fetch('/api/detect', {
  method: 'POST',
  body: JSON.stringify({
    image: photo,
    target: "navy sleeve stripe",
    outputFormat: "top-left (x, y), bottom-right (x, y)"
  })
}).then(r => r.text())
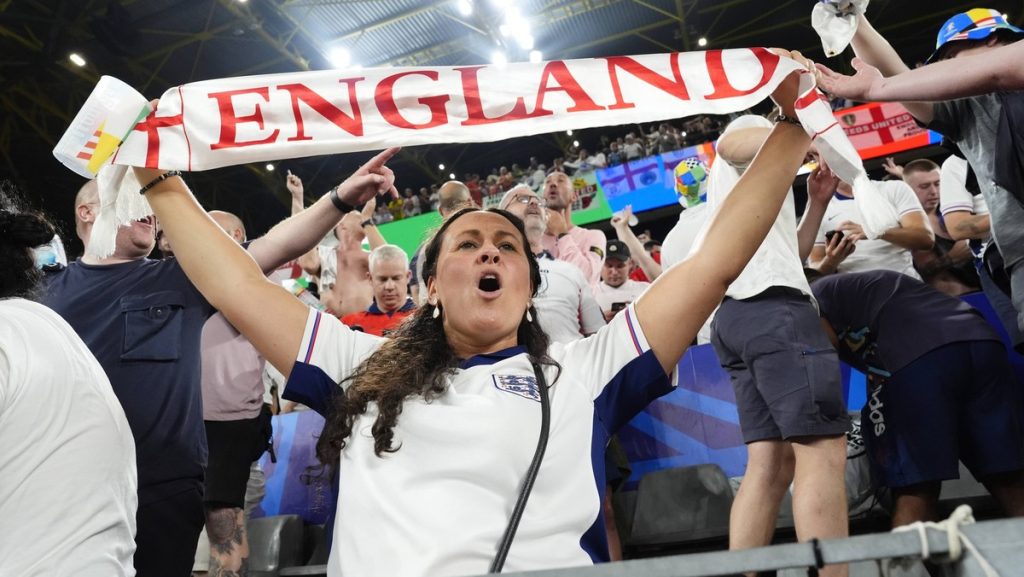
top-left (303, 311), bottom-right (322, 364)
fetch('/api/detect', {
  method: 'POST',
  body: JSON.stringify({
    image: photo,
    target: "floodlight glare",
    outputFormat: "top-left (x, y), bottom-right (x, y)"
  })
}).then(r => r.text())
top-left (328, 47), bottom-right (351, 69)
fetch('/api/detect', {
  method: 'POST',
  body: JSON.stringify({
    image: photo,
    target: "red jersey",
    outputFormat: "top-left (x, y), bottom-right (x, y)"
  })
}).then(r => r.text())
top-left (629, 250), bottom-right (661, 283)
top-left (340, 298), bottom-right (416, 337)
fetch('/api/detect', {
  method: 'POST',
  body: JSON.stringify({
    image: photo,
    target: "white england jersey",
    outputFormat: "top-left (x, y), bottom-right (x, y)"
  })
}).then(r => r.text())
top-left (940, 155), bottom-right (989, 223)
top-left (283, 305), bottom-right (673, 577)
top-left (815, 180), bottom-right (925, 280)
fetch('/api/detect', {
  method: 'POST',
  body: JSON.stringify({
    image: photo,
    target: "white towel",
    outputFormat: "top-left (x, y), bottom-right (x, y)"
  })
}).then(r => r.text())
top-left (812, 0), bottom-right (870, 57)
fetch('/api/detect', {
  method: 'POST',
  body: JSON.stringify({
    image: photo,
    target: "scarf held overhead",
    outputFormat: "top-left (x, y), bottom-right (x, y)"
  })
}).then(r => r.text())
top-left (54, 48), bottom-right (896, 256)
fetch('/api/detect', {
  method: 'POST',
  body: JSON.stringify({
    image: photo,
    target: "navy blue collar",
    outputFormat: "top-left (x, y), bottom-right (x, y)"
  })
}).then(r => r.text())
top-left (834, 190), bottom-right (854, 201)
top-left (366, 297), bottom-right (416, 316)
top-left (458, 345), bottom-right (528, 370)
top-left (536, 250), bottom-right (554, 260)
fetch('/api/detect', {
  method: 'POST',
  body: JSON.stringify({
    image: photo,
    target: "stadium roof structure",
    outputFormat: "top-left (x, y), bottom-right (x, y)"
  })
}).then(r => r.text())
top-left (1, 0), bottom-right (1017, 248)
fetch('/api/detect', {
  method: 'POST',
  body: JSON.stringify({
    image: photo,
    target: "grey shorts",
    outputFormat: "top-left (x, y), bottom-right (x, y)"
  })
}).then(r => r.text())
top-left (711, 288), bottom-right (850, 443)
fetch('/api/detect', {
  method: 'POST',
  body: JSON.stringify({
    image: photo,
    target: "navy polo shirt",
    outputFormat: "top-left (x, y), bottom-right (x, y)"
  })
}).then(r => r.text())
top-left (42, 258), bottom-right (215, 503)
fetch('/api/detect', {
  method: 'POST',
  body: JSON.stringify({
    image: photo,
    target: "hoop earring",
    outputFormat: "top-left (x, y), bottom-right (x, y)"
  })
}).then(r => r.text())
top-left (432, 303), bottom-right (441, 319)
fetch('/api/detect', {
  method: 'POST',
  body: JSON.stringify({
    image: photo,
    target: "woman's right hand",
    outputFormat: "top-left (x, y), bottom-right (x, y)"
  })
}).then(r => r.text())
top-left (335, 147), bottom-right (401, 206)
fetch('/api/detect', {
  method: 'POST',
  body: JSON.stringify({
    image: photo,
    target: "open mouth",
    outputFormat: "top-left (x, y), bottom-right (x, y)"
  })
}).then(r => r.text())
top-left (478, 274), bottom-right (501, 293)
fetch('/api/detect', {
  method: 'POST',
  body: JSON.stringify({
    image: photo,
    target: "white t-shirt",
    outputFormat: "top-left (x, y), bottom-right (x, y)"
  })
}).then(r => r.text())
top-left (940, 155), bottom-right (990, 255)
top-left (940, 155), bottom-right (990, 219)
top-left (623, 142), bottom-right (644, 159)
top-left (660, 203), bottom-right (712, 344)
top-left (594, 278), bottom-right (650, 313)
top-left (815, 180), bottom-right (925, 279)
top-left (0, 299), bottom-right (137, 577)
top-left (697, 115), bottom-right (812, 300)
top-left (661, 203), bottom-right (709, 270)
top-left (283, 307), bottom-right (673, 577)
top-left (535, 256), bottom-right (606, 344)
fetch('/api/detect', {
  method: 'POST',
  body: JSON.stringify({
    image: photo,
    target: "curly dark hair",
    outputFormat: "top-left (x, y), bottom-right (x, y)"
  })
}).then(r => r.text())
top-left (0, 183), bottom-right (57, 300)
top-left (315, 207), bottom-right (560, 465)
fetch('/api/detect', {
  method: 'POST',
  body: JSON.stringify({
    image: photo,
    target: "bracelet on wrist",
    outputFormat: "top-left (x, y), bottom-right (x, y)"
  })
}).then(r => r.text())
top-left (139, 170), bottom-right (183, 195)
top-left (329, 186), bottom-right (356, 213)
top-left (769, 107), bottom-right (802, 127)
top-left (360, 219), bottom-right (375, 228)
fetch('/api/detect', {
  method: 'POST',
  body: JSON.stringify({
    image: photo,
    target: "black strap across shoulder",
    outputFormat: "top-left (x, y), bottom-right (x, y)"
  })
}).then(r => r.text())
top-left (489, 360), bottom-right (551, 573)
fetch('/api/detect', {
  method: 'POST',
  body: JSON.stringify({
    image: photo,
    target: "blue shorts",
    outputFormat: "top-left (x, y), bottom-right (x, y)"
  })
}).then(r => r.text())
top-left (863, 340), bottom-right (1024, 488)
top-left (712, 288), bottom-right (850, 443)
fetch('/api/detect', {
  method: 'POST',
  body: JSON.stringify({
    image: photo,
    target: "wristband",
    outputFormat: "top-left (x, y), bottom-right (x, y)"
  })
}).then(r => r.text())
top-left (139, 170), bottom-right (183, 195)
top-left (329, 186), bottom-right (356, 213)
top-left (769, 107), bottom-right (802, 127)
top-left (360, 219), bottom-right (375, 228)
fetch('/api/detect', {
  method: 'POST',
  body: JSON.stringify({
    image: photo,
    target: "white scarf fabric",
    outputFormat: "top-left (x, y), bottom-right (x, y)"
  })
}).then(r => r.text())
top-left (53, 49), bottom-right (895, 257)
top-left (812, 0), bottom-right (871, 57)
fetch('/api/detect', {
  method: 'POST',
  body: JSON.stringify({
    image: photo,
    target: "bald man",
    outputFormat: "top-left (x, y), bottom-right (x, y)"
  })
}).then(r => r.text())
top-left (410, 180), bottom-right (475, 302)
top-left (43, 178), bottom-right (362, 577)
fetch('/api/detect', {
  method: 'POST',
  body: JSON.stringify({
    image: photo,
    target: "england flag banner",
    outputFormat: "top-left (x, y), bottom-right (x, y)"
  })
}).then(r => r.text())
top-left (54, 48), bottom-right (896, 256)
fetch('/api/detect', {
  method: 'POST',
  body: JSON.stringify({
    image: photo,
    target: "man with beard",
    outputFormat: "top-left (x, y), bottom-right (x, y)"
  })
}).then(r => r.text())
top-left (539, 171), bottom-right (607, 288)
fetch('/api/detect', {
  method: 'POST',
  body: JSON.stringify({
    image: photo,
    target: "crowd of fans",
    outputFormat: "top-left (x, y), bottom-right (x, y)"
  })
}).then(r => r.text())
top-left (370, 115), bottom-right (728, 223)
top-left (4, 7), bottom-right (1024, 577)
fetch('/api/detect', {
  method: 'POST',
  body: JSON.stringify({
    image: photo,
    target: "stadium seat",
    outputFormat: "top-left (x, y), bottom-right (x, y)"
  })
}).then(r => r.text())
top-left (248, 514), bottom-right (305, 577)
top-left (627, 464), bottom-right (734, 553)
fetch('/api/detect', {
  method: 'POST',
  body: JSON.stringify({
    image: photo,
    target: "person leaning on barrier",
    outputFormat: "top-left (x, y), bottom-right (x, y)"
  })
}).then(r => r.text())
top-left (810, 269), bottom-right (1024, 527)
top-left (134, 51), bottom-right (815, 577)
